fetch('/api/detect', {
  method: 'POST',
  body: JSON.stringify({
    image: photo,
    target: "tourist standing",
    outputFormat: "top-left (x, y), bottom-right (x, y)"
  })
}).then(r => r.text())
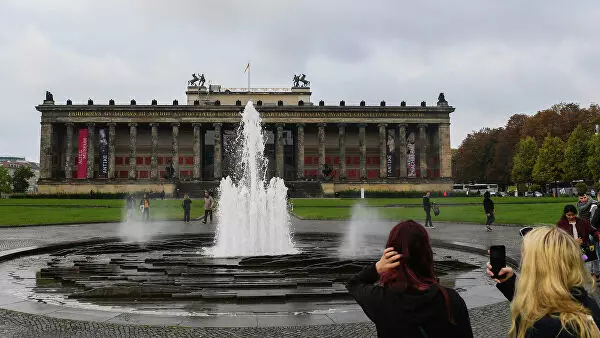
top-left (202, 191), bottom-right (214, 224)
top-left (141, 193), bottom-right (150, 222)
top-left (423, 191), bottom-right (434, 228)
top-left (557, 204), bottom-right (600, 281)
top-left (182, 193), bottom-right (192, 223)
top-left (487, 226), bottom-right (600, 337)
top-left (483, 191), bottom-right (495, 232)
top-left (578, 193), bottom-right (597, 222)
top-left (346, 220), bottom-right (473, 337)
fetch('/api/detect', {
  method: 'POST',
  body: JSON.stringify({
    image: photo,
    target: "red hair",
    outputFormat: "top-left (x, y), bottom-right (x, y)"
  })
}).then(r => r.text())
top-left (379, 220), bottom-right (454, 323)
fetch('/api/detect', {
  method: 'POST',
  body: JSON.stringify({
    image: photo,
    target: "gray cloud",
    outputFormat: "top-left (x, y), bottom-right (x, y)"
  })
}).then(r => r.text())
top-left (1, 0), bottom-right (599, 162)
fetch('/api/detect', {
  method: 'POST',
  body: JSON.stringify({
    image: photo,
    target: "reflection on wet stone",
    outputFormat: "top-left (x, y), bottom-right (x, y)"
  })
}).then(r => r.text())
top-left (25, 233), bottom-right (480, 314)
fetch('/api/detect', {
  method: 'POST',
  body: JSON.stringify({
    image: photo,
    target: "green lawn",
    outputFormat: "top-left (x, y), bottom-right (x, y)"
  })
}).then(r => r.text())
top-left (291, 198), bottom-right (573, 225)
top-left (289, 196), bottom-right (574, 207)
top-left (0, 199), bottom-right (206, 226)
top-left (0, 197), bottom-right (578, 226)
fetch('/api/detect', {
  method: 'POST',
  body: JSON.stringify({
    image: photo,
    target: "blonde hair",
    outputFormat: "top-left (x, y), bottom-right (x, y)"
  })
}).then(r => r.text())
top-left (510, 226), bottom-right (599, 338)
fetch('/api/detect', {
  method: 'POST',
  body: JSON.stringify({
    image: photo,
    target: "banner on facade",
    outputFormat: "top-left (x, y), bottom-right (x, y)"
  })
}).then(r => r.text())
top-left (407, 132), bottom-right (416, 177)
top-left (386, 129), bottom-right (396, 178)
top-left (98, 128), bottom-right (108, 178)
top-left (77, 128), bottom-right (88, 179)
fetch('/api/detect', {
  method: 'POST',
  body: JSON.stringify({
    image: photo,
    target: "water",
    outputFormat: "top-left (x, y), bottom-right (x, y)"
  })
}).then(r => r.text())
top-left (210, 102), bottom-right (296, 257)
top-left (338, 203), bottom-right (388, 257)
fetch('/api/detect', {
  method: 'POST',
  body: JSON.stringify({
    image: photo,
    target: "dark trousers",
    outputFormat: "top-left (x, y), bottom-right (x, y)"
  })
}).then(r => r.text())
top-left (143, 208), bottom-right (150, 222)
top-left (486, 213), bottom-right (495, 226)
top-left (424, 208), bottom-right (433, 227)
top-left (184, 209), bottom-right (190, 222)
top-left (203, 209), bottom-right (213, 223)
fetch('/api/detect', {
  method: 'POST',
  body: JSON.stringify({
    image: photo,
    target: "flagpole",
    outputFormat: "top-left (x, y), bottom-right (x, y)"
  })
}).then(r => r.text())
top-left (247, 63), bottom-right (251, 92)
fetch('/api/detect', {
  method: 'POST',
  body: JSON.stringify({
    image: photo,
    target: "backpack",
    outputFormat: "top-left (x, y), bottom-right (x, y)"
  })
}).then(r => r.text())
top-left (433, 204), bottom-right (440, 216)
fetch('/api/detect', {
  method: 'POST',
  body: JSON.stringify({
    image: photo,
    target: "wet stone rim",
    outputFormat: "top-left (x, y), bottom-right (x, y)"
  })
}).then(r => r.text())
top-left (0, 233), bottom-right (490, 327)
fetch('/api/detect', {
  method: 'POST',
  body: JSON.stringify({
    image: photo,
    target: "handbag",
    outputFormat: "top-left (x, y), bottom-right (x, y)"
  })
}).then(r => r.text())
top-left (583, 243), bottom-right (598, 262)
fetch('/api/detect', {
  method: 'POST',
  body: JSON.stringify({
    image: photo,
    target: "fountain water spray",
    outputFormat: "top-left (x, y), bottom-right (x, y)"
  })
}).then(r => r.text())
top-left (210, 102), bottom-right (296, 257)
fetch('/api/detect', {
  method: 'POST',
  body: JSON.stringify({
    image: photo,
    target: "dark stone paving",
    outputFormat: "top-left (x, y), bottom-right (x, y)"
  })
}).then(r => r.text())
top-left (0, 219), bottom-right (524, 337)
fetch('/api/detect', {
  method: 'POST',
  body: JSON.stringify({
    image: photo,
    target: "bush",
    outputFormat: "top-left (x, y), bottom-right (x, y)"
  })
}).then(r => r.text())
top-left (332, 190), bottom-right (466, 198)
top-left (575, 182), bottom-right (588, 196)
top-left (528, 184), bottom-right (541, 192)
top-left (10, 193), bottom-right (128, 199)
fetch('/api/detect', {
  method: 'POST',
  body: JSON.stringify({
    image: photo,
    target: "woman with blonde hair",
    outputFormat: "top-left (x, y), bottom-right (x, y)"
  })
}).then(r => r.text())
top-left (488, 226), bottom-right (600, 338)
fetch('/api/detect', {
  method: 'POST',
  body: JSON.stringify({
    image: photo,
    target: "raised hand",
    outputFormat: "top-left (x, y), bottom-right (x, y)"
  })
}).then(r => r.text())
top-left (376, 247), bottom-right (402, 274)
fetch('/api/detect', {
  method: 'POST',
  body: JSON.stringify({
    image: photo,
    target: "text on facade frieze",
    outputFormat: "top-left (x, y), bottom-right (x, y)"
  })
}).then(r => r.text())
top-left (67, 111), bottom-right (433, 119)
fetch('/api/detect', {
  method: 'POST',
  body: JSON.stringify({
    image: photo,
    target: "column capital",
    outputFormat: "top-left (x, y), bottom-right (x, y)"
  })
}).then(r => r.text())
top-left (65, 122), bottom-right (74, 127)
top-left (149, 122), bottom-right (159, 128)
top-left (358, 123), bottom-right (367, 128)
top-left (128, 122), bottom-right (138, 128)
top-left (377, 123), bottom-right (388, 128)
top-left (337, 123), bottom-right (347, 128)
top-left (276, 123), bottom-right (284, 129)
top-left (418, 123), bottom-right (428, 129)
top-left (171, 122), bottom-right (180, 128)
top-left (296, 123), bottom-right (305, 129)
top-left (87, 122), bottom-right (95, 127)
top-left (107, 122), bottom-right (116, 127)
top-left (192, 123), bottom-right (202, 128)
top-left (317, 123), bottom-right (327, 128)
top-left (213, 122), bottom-right (223, 128)
top-left (397, 123), bottom-right (408, 128)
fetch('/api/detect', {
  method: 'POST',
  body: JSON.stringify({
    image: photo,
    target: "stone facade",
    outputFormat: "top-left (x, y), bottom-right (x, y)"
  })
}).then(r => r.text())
top-left (35, 83), bottom-right (454, 193)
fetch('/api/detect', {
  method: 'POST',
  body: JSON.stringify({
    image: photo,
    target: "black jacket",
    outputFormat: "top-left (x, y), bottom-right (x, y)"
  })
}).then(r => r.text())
top-left (497, 274), bottom-right (600, 337)
top-left (483, 198), bottom-right (494, 214)
top-left (346, 264), bottom-right (473, 338)
top-left (182, 198), bottom-right (192, 211)
top-left (423, 196), bottom-right (431, 210)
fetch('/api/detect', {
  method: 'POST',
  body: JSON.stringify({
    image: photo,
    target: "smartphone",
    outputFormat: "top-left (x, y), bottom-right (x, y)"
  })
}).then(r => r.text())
top-left (519, 227), bottom-right (534, 237)
top-left (489, 245), bottom-right (506, 279)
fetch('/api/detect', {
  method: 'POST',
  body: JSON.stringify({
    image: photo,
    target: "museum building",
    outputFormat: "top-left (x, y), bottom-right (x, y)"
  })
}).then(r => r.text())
top-left (35, 77), bottom-right (454, 195)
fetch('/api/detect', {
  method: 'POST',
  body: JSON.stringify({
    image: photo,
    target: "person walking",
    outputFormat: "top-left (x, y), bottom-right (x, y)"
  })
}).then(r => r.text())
top-left (126, 194), bottom-right (136, 219)
top-left (487, 226), bottom-right (600, 338)
top-left (347, 220), bottom-right (473, 338)
top-left (483, 191), bottom-right (495, 231)
top-left (578, 193), bottom-right (600, 279)
top-left (422, 191), bottom-right (434, 228)
top-left (182, 193), bottom-right (192, 223)
top-left (140, 193), bottom-right (150, 222)
top-left (202, 191), bottom-right (214, 224)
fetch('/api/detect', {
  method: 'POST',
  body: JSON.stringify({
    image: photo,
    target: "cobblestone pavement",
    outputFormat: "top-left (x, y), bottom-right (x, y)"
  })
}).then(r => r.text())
top-left (0, 219), bottom-right (524, 337)
top-left (0, 304), bottom-right (512, 338)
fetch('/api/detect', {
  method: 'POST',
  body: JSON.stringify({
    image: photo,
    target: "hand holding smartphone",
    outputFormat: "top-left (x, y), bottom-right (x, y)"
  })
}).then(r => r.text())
top-left (489, 245), bottom-right (506, 279)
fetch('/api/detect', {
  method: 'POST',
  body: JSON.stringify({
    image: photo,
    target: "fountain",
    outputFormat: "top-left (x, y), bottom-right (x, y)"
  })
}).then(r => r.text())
top-left (210, 102), bottom-right (296, 257)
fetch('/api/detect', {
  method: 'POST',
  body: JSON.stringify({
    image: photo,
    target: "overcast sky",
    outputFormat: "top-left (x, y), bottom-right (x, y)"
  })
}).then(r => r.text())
top-left (1, 1), bottom-right (599, 162)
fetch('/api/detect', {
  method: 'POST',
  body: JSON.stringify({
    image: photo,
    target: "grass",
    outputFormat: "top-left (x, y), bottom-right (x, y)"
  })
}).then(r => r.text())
top-left (289, 196), bottom-right (574, 207)
top-left (0, 199), bottom-right (206, 226)
top-left (0, 196), bottom-right (577, 226)
top-left (290, 197), bottom-right (574, 225)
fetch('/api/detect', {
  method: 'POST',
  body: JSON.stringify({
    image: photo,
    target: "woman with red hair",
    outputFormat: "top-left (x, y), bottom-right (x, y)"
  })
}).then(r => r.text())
top-left (346, 220), bottom-right (473, 337)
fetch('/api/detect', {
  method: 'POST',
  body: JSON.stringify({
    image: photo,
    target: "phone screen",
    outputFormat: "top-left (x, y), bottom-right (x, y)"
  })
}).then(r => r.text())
top-left (490, 245), bottom-right (506, 278)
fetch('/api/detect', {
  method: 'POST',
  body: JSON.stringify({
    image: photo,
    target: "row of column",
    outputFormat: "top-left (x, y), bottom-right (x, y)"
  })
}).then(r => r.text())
top-left (40, 121), bottom-right (450, 181)
top-left (296, 122), bottom-right (449, 179)
top-left (57, 122), bottom-right (223, 180)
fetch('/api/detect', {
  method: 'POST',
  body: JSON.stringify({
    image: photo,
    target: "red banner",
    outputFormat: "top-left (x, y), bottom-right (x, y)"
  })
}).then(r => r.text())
top-left (77, 129), bottom-right (88, 179)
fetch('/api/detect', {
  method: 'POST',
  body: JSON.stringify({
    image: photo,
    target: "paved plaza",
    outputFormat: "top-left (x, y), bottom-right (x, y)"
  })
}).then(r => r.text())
top-left (0, 218), bottom-right (524, 337)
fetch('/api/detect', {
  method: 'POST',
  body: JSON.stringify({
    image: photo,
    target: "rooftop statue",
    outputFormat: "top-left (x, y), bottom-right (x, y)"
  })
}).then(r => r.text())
top-left (292, 74), bottom-right (310, 87)
top-left (188, 73), bottom-right (206, 87)
top-left (45, 91), bottom-right (54, 101)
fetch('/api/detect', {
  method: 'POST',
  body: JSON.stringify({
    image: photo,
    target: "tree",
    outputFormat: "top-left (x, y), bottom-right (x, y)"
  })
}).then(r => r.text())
top-left (532, 136), bottom-right (565, 185)
top-left (588, 134), bottom-right (600, 182)
top-left (562, 124), bottom-right (591, 181)
top-left (12, 166), bottom-right (34, 193)
top-left (511, 137), bottom-right (538, 184)
top-left (0, 166), bottom-right (11, 194)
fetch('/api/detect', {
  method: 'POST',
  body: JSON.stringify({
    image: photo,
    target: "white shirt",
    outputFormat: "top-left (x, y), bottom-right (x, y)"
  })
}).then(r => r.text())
top-left (570, 221), bottom-right (578, 239)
